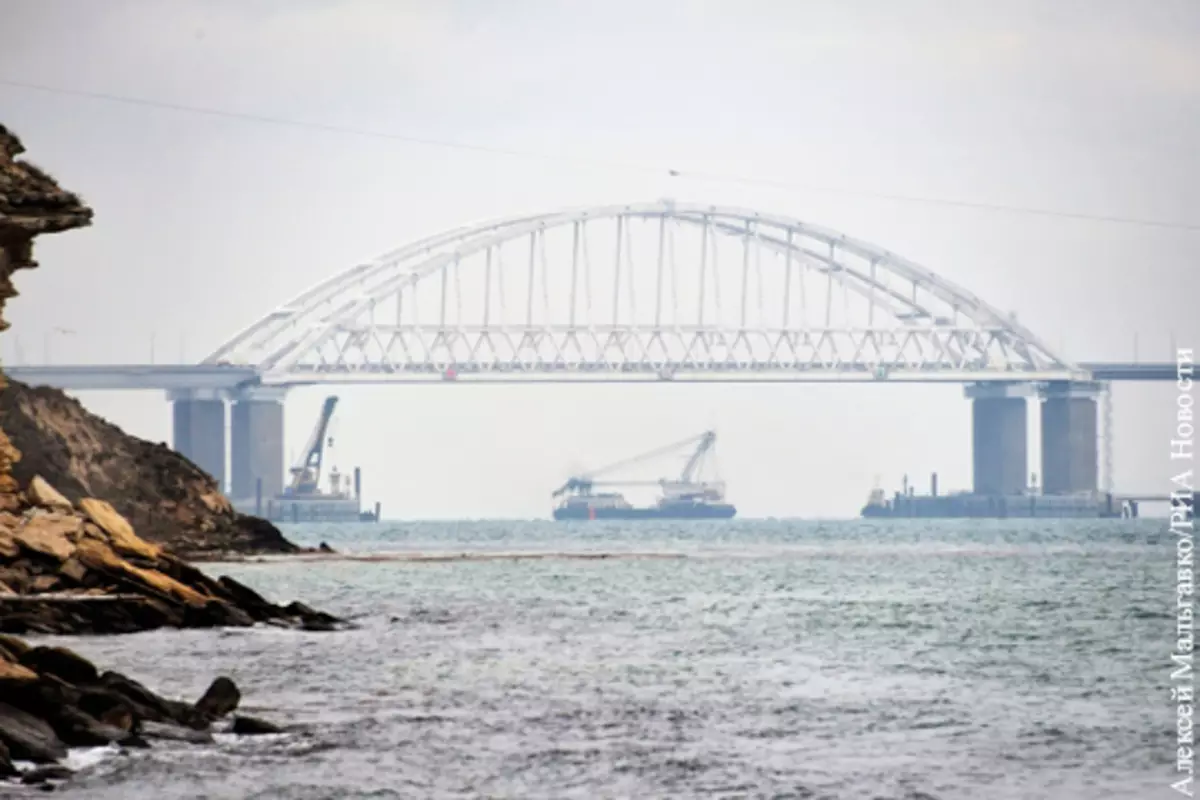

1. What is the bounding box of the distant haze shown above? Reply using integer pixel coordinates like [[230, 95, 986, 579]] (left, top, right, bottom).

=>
[[1, 0, 1196, 518]]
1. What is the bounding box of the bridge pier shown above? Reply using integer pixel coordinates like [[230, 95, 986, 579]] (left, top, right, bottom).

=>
[[965, 383, 1030, 496], [169, 389, 226, 489], [1039, 381, 1101, 495], [230, 387, 287, 504]]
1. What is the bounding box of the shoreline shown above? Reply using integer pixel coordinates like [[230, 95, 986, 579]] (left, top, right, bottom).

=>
[[193, 549, 692, 565]]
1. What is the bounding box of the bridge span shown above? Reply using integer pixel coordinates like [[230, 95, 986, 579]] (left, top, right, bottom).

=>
[[6, 201, 1185, 509], [3, 361, 1178, 392]]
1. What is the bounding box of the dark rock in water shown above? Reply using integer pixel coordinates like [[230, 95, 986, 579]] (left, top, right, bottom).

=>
[[99, 671, 205, 729], [0, 673, 82, 724], [0, 702, 67, 763], [284, 601, 322, 618], [231, 715, 283, 735], [19, 646, 98, 686], [76, 689, 135, 732], [195, 676, 240, 720], [20, 764, 71, 785], [0, 740, 15, 777], [47, 705, 128, 747], [182, 599, 255, 629], [138, 720, 214, 744], [215, 576, 276, 622], [317, 541, 334, 553], [301, 617, 338, 632], [285, 600, 342, 629]]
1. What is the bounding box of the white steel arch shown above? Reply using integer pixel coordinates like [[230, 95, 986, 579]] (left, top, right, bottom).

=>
[[205, 200, 1081, 384]]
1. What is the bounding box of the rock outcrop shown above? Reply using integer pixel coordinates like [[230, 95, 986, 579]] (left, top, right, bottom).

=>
[[0, 124, 93, 527], [0, 379, 301, 559], [0, 474, 343, 634], [0, 635, 282, 788], [0, 123, 93, 333], [0, 123, 338, 633], [0, 122, 299, 559]]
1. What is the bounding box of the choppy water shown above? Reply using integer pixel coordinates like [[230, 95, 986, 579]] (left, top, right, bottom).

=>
[[23, 519, 1175, 799]]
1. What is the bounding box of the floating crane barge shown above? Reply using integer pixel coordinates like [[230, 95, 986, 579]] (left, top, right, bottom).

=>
[[237, 396, 380, 523], [552, 431, 736, 521]]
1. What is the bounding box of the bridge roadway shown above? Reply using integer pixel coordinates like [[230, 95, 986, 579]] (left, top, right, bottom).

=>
[[1, 361, 1182, 391]]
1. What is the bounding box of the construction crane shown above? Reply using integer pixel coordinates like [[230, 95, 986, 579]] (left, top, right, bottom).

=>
[[551, 430, 720, 498], [283, 396, 339, 496]]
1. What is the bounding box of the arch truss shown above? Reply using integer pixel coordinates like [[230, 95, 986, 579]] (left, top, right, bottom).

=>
[[206, 201, 1080, 383]]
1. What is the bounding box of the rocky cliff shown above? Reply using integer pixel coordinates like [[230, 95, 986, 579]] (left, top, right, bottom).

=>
[[0, 121, 344, 789], [0, 124, 93, 516], [0, 380, 300, 558], [0, 473, 341, 634], [0, 123, 298, 559]]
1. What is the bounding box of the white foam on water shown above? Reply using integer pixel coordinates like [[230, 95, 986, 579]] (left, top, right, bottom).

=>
[[63, 744, 120, 771]]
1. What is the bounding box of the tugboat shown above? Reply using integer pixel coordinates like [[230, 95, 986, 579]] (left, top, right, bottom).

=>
[[552, 431, 736, 520]]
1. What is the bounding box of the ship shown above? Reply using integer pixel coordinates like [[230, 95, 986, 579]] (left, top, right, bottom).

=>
[[552, 430, 736, 520], [233, 396, 380, 523]]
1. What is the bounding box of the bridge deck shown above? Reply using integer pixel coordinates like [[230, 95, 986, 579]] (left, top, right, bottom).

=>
[[0, 361, 1179, 391]]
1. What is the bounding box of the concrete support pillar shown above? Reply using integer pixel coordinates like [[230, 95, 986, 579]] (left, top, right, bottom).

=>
[[965, 382, 1030, 496], [230, 387, 287, 502], [169, 389, 226, 489], [1039, 381, 1101, 496]]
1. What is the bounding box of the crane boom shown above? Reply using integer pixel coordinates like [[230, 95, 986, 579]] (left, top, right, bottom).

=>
[[286, 396, 338, 495], [552, 430, 720, 497], [679, 431, 715, 483]]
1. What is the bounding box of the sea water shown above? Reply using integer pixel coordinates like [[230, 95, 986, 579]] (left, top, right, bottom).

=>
[[30, 518, 1169, 799]]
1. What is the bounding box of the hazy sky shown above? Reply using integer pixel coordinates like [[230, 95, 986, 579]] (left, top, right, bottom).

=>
[[1, 0, 1197, 518]]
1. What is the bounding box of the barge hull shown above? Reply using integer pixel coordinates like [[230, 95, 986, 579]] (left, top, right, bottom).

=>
[[862, 492, 1130, 519]]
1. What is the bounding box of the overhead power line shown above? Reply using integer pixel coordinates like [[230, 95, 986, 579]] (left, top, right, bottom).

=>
[[2, 76, 1196, 232]]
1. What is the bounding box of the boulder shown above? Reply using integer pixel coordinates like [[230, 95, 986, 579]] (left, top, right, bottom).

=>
[[19, 764, 72, 785], [76, 690, 134, 732], [182, 599, 255, 629], [14, 514, 80, 562], [74, 539, 209, 607], [0, 568, 27, 593], [0, 660, 37, 682], [46, 704, 130, 747], [0, 634, 28, 660], [0, 702, 66, 763], [216, 576, 278, 621], [157, 555, 232, 601], [231, 715, 283, 735], [0, 740, 14, 777], [26, 477, 71, 512], [99, 671, 205, 729], [195, 676, 240, 720], [28, 575, 59, 593], [58, 557, 87, 583], [0, 527, 18, 559], [19, 646, 98, 686], [79, 498, 161, 561]]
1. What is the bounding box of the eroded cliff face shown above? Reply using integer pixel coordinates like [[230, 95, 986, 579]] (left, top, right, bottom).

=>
[[0, 123, 94, 332], [0, 124, 94, 512], [0, 380, 300, 557], [0, 124, 298, 557]]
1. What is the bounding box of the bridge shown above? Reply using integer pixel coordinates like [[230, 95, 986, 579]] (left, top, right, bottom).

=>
[[6, 201, 1184, 507]]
